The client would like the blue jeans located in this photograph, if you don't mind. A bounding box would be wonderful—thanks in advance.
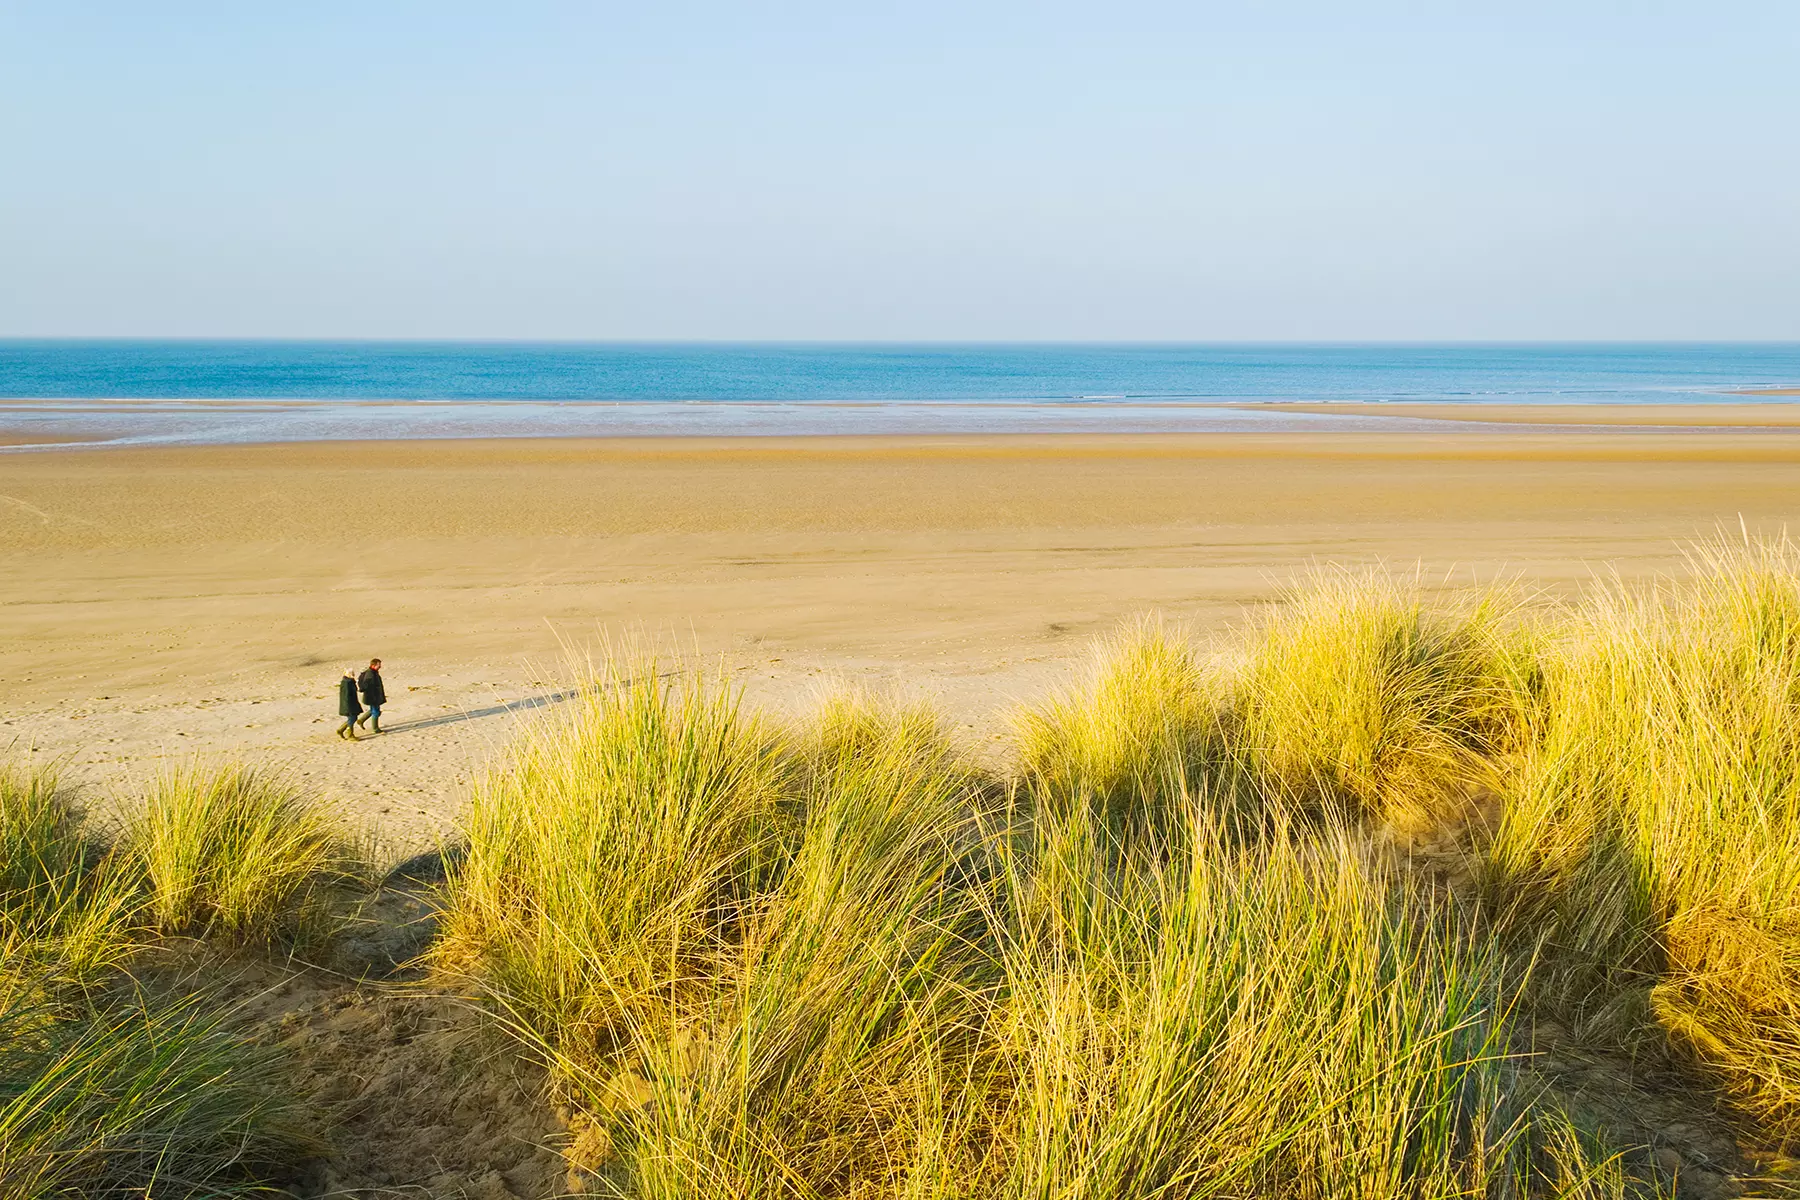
[362,703,381,728]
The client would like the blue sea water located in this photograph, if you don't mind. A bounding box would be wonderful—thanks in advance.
[2,342,1797,447]
[3,341,1798,403]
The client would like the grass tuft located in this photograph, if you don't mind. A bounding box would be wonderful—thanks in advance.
[0,766,137,984]
[1,764,322,1198]
[1015,616,1232,832]
[0,966,313,1200]
[436,658,791,1073]
[0,964,311,1200]
[1482,534,1800,1135]
[126,762,357,946]
[1233,568,1536,833]
[994,802,1593,1200]
[615,692,998,1200]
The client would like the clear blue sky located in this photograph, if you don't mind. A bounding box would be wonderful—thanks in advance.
[2,2,1795,340]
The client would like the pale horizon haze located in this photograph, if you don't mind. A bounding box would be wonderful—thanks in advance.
[2,2,1797,342]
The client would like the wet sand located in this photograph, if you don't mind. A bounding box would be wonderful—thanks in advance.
[1256,402,1800,426]
[6,425,1800,849]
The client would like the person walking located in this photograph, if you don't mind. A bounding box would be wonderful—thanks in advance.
[356,658,387,734]
[336,666,362,740]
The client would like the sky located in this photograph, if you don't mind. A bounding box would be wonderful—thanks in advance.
[1,2,1796,341]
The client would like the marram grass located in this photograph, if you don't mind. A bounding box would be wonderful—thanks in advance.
[615,694,1000,1200]
[440,657,1633,1198]
[0,966,312,1200]
[992,808,1599,1200]
[1482,536,1800,1136]
[14,538,1800,1196]
[0,764,332,1198]
[1234,567,1537,833]
[436,658,792,1069]
[0,767,136,983]
[1015,615,1229,831]
[127,762,358,945]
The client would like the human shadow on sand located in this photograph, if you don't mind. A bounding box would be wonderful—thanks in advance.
[379,690,576,735]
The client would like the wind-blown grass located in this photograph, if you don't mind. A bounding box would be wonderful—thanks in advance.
[22,537,1799,1196]
[127,762,357,946]
[1482,536,1800,1135]
[437,659,791,1071]
[1015,617,1236,835]
[1,762,348,1197]
[994,807,1603,1200]
[0,767,135,982]
[0,967,312,1200]
[1234,569,1536,832]
[441,657,1631,1198]
[614,694,999,1200]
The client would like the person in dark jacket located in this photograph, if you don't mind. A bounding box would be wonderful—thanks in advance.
[336,667,362,740]
[356,658,387,734]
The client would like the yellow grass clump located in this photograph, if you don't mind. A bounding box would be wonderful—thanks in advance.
[1483,536,1800,1135]
[1233,568,1536,833]
[994,808,1607,1200]
[0,968,313,1200]
[0,767,135,983]
[126,762,357,945]
[1014,616,1230,830]
[616,693,999,1200]
[0,765,319,1198]
[437,659,792,1067]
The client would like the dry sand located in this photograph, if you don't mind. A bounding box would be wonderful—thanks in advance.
[7,419,1800,851]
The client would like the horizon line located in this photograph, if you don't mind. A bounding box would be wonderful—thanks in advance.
[5,337,1799,348]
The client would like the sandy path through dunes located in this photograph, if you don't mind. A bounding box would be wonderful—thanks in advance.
[6,429,1800,850]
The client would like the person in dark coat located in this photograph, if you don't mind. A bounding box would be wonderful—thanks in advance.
[336,667,362,740]
[356,658,387,734]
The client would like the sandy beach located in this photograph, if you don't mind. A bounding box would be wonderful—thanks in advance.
[16,10,1800,1190]
[8,417,1800,850]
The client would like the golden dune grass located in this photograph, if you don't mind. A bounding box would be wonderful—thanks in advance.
[0,767,328,1199]
[13,537,1800,1195]
[435,540,1800,1195]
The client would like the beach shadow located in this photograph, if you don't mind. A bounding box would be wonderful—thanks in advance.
[380,690,575,735]
[384,844,467,887]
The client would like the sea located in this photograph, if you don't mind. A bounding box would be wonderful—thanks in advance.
[2,341,1797,447]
